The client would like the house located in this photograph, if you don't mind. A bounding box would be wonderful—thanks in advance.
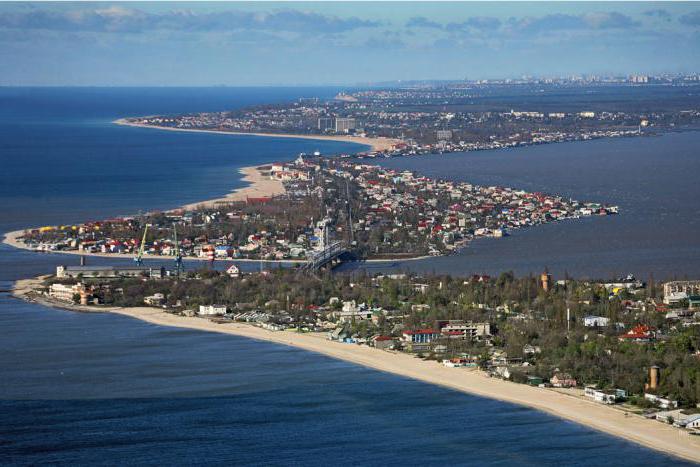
[585,386,624,404]
[644,393,679,409]
[689,295,700,309]
[144,293,165,306]
[551,373,577,388]
[437,320,491,340]
[402,329,440,353]
[678,414,700,429]
[584,315,609,327]
[226,264,241,278]
[198,304,227,316]
[372,335,395,350]
[328,326,353,343]
[527,376,544,386]
[402,329,440,344]
[619,325,655,342]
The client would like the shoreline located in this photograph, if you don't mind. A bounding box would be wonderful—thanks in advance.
[1,120,408,263]
[114,118,401,153]
[11,276,700,464]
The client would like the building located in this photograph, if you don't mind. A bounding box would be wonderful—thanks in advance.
[144,293,165,306]
[619,324,655,342]
[334,117,356,133]
[646,365,660,391]
[583,315,610,327]
[49,283,80,302]
[436,130,453,141]
[437,320,491,340]
[540,270,552,292]
[663,281,700,304]
[679,414,700,429]
[198,304,227,316]
[318,117,334,132]
[551,373,577,388]
[56,265,166,279]
[584,386,624,404]
[372,335,395,350]
[226,265,241,278]
[48,282,94,305]
[644,393,678,409]
[402,329,440,352]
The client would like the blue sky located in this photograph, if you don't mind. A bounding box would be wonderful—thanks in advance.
[1,1,699,85]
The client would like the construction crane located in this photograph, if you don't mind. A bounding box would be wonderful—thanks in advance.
[134,224,149,265]
[173,223,183,276]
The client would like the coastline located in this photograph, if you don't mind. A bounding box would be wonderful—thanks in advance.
[1,164,296,263]
[12,276,700,464]
[114,118,401,153]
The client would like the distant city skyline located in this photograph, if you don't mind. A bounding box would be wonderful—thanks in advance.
[1,1,699,86]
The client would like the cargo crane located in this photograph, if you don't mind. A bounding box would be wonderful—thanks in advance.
[173,223,183,276]
[134,224,149,265]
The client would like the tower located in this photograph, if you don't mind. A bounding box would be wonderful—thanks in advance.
[540,269,552,292]
[646,365,660,391]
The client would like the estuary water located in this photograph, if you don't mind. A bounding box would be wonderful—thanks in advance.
[0,88,695,465]
[342,131,700,280]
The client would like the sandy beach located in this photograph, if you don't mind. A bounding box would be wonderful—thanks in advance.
[180,165,285,210]
[1,165,294,263]
[114,118,401,153]
[11,277,700,464]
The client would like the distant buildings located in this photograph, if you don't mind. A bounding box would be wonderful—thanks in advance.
[56,265,166,279]
[436,129,453,141]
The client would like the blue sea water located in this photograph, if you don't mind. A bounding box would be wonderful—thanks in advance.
[0,88,695,465]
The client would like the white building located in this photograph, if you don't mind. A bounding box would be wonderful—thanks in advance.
[199,304,227,316]
[583,315,610,327]
[144,293,165,306]
[644,393,678,409]
[48,283,81,302]
[334,117,356,133]
[226,265,240,278]
[663,280,700,304]
[583,386,617,405]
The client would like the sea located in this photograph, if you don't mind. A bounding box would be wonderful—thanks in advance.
[0,87,696,465]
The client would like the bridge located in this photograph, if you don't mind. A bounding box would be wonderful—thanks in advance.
[300,241,348,272]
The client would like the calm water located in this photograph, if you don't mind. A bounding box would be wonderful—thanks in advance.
[340,131,700,280]
[0,88,694,465]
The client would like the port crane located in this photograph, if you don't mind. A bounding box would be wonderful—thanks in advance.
[134,224,149,265]
[173,223,183,276]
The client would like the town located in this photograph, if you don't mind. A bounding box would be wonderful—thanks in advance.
[29,265,700,436]
[127,80,700,158]
[15,156,617,263]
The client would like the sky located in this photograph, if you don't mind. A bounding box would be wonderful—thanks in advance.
[1,1,699,86]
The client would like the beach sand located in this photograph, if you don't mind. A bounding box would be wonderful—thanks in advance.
[11,277,700,464]
[180,165,285,210]
[114,118,401,153]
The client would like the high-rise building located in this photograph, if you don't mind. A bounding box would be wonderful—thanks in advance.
[334,117,356,133]
[318,117,334,132]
